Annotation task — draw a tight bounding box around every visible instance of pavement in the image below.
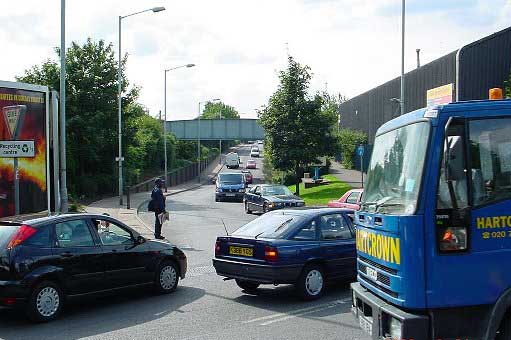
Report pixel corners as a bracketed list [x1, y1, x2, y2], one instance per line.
[329, 160, 365, 189]
[85, 154, 225, 238]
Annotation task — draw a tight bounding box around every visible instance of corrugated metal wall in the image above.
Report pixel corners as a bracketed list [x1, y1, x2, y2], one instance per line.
[339, 51, 457, 144]
[458, 27, 511, 100]
[339, 26, 511, 146]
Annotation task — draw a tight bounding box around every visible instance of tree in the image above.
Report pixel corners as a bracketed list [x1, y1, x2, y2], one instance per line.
[201, 101, 240, 119]
[259, 56, 338, 195]
[17, 38, 139, 197]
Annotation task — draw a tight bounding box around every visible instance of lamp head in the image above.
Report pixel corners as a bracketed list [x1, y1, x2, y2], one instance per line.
[152, 6, 166, 12]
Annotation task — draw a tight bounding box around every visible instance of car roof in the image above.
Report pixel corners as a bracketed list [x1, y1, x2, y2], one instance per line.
[0, 213, 123, 227]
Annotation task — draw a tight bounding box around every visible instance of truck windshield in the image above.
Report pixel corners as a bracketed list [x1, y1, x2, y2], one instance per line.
[362, 121, 430, 214]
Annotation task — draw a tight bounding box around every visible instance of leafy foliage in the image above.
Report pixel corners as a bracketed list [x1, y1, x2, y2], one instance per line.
[337, 128, 368, 169]
[259, 56, 337, 194]
[201, 101, 240, 119]
[16, 38, 216, 199]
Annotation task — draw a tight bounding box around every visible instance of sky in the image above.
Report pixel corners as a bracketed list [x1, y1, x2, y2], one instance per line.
[1, 0, 510, 120]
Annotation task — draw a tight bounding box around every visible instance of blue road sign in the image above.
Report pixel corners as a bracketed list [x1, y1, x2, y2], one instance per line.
[357, 145, 364, 157]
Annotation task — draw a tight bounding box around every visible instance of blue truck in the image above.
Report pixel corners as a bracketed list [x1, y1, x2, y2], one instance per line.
[351, 89, 511, 339]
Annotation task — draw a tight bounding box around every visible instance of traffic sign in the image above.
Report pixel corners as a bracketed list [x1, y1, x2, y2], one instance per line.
[357, 145, 365, 157]
[0, 140, 35, 158]
[115, 156, 125, 162]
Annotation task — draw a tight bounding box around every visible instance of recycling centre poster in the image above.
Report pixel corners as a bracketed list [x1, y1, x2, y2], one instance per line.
[0, 86, 47, 217]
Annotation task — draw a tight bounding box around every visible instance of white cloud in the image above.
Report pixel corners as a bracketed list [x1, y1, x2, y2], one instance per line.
[0, 0, 509, 120]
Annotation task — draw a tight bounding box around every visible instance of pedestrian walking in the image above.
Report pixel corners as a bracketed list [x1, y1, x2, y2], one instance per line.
[150, 178, 166, 239]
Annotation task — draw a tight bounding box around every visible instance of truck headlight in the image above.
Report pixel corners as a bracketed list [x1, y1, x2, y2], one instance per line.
[388, 317, 402, 339]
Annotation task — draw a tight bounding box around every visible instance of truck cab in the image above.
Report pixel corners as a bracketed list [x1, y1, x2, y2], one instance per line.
[351, 94, 511, 340]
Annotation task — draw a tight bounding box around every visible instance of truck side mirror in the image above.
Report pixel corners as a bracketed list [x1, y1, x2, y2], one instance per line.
[445, 136, 465, 181]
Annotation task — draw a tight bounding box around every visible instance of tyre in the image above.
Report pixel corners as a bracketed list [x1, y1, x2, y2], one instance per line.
[497, 310, 511, 340]
[236, 279, 260, 293]
[215, 197, 220, 202]
[245, 202, 252, 214]
[26, 280, 63, 322]
[155, 261, 179, 294]
[295, 264, 325, 300]
[263, 203, 268, 213]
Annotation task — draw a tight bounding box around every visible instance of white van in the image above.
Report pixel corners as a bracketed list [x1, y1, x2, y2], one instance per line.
[250, 147, 260, 158]
[225, 152, 240, 169]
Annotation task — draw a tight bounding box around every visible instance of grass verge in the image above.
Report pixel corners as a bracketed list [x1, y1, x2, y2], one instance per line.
[287, 174, 351, 206]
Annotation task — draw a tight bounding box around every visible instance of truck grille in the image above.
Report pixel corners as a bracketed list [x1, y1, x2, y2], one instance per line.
[359, 255, 397, 275]
[358, 263, 391, 286]
[361, 276, 398, 298]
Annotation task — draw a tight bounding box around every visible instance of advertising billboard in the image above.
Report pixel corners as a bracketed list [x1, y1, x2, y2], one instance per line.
[0, 84, 49, 217]
[427, 83, 454, 107]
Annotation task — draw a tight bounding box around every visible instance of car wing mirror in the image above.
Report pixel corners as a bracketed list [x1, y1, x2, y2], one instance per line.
[136, 235, 146, 245]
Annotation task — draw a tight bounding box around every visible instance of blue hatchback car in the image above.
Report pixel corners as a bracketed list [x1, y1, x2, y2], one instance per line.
[213, 208, 356, 300]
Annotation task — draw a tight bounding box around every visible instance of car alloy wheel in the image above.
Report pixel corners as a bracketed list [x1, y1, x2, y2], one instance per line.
[27, 281, 63, 322]
[296, 265, 324, 300]
[305, 270, 324, 296]
[263, 203, 268, 213]
[156, 261, 179, 293]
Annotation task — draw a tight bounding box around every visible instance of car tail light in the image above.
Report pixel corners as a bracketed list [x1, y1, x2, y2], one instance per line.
[6, 225, 37, 250]
[215, 240, 221, 256]
[2, 298, 16, 305]
[264, 246, 278, 262]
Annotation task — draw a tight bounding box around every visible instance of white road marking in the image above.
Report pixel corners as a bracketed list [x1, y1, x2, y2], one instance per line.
[243, 299, 349, 325]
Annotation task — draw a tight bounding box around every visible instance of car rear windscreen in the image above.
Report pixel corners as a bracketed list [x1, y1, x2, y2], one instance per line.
[0, 225, 19, 248]
[233, 213, 304, 239]
[218, 174, 243, 183]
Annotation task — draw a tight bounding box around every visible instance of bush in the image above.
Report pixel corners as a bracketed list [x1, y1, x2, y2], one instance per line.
[337, 129, 367, 169]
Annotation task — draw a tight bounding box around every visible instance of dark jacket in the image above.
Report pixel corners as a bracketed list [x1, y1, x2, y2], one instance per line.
[151, 186, 166, 213]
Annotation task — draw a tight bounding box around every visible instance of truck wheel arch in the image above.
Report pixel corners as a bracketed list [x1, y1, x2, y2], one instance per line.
[484, 286, 511, 340]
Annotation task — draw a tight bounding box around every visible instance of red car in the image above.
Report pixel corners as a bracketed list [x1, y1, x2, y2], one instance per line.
[327, 188, 363, 210]
[242, 170, 253, 184]
[246, 159, 257, 169]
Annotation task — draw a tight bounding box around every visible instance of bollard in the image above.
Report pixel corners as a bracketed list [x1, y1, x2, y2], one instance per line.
[126, 186, 131, 209]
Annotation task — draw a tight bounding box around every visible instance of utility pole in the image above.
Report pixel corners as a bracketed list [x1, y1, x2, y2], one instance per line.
[60, 0, 69, 212]
[400, 0, 406, 116]
[219, 106, 222, 164]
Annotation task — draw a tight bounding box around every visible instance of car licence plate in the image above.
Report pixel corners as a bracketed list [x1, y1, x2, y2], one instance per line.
[366, 267, 378, 282]
[229, 246, 253, 257]
[358, 316, 372, 335]
[226, 193, 235, 197]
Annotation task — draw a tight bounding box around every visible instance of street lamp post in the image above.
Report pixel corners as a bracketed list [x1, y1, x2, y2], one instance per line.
[118, 6, 165, 205]
[163, 64, 195, 192]
[400, 0, 405, 116]
[197, 98, 220, 182]
[218, 107, 222, 164]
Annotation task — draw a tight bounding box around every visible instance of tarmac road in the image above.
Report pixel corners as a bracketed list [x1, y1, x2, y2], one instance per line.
[0, 144, 367, 340]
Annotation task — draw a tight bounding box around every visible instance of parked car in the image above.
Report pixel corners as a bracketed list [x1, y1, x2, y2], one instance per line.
[244, 184, 304, 214]
[250, 147, 259, 158]
[215, 172, 246, 202]
[225, 152, 240, 169]
[241, 170, 253, 184]
[246, 159, 257, 169]
[327, 189, 363, 210]
[0, 213, 187, 322]
[213, 208, 356, 299]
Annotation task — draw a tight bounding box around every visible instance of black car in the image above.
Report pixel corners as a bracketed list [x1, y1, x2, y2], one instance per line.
[0, 213, 187, 322]
[213, 208, 356, 299]
[244, 184, 305, 214]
